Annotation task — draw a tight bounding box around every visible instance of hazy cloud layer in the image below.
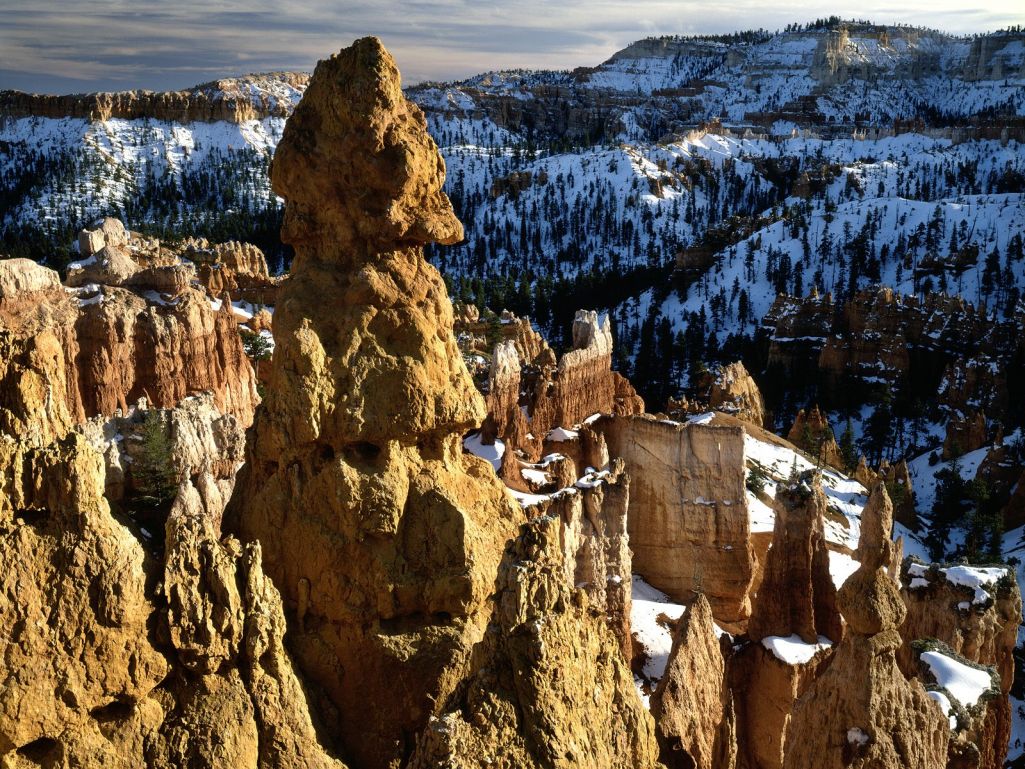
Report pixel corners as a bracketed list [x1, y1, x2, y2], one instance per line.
[1, 0, 1022, 93]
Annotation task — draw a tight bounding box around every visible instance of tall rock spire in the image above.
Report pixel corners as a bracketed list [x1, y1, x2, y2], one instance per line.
[783, 481, 949, 768]
[225, 37, 519, 769]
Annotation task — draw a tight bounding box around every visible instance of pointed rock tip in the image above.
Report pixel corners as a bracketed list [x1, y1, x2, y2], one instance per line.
[271, 36, 463, 253]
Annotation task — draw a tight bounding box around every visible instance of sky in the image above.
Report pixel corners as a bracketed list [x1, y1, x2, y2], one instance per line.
[1, 0, 1023, 94]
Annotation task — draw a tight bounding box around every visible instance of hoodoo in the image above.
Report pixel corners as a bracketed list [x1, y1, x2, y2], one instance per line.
[783, 480, 950, 768]
[224, 37, 522, 768]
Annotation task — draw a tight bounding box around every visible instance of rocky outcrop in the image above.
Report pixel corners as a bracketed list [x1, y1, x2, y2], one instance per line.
[763, 288, 1021, 424]
[73, 286, 259, 426]
[407, 512, 660, 769]
[651, 594, 736, 769]
[680, 361, 767, 428]
[0, 433, 169, 762]
[734, 471, 841, 769]
[472, 307, 643, 459]
[0, 431, 343, 767]
[748, 471, 842, 644]
[77, 392, 245, 503]
[943, 410, 989, 459]
[0, 260, 82, 445]
[225, 39, 660, 768]
[786, 405, 843, 468]
[602, 415, 753, 627]
[899, 560, 1021, 769]
[0, 249, 259, 441]
[185, 240, 281, 305]
[782, 473, 949, 769]
[0, 72, 309, 122]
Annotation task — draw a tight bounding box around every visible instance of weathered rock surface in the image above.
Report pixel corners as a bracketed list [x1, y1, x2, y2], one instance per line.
[898, 560, 1021, 769]
[943, 410, 989, 459]
[749, 471, 842, 644]
[651, 594, 736, 769]
[77, 392, 245, 504]
[671, 361, 767, 428]
[0, 262, 82, 445]
[407, 513, 661, 769]
[782, 475, 949, 769]
[0, 254, 259, 441]
[603, 415, 754, 627]
[472, 307, 643, 459]
[186, 240, 281, 305]
[0, 432, 342, 768]
[786, 405, 843, 469]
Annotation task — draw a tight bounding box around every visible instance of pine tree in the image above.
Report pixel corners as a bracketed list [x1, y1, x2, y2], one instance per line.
[132, 410, 176, 510]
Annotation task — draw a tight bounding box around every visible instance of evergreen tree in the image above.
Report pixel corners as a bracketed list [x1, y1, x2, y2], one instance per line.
[132, 410, 176, 511]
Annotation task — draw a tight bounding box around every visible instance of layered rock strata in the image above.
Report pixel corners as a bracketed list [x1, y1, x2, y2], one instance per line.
[602, 415, 754, 627]
[475, 307, 644, 458]
[0, 251, 259, 441]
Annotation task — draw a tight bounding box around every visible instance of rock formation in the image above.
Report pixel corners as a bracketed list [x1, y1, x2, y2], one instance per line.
[782, 476, 949, 769]
[0, 246, 260, 441]
[185, 240, 281, 305]
[786, 405, 843, 469]
[943, 410, 989, 459]
[602, 415, 754, 627]
[0, 259, 82, 445]
[733, 471, 841, 769]
[470, 307, 643, 459]
[650, 594, 736, 769]
[407, 511, 660, 769]
[220, 38, 658, 769]
[77, 392, 246, 505]
[0, 72, 310, 122]
[679, 361, 767, 428]
[0, 430, 343, 767]
[899, 561, 1021, 769]
[748, 471, 842, 644]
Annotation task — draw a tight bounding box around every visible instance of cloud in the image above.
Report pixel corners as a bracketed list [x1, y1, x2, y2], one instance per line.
[1, 0, 1021, 93]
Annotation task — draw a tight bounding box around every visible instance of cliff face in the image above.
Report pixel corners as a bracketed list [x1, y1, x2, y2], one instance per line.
[0, 72, 309, 122]
[470, 307, 643, 459]
[0, 239, 260, 442]
[603, 416, 754, 627]
[74, 287, 259, 426]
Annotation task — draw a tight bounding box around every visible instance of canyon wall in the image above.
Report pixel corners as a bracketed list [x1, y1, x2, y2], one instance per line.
[603, 415, 753, 627]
